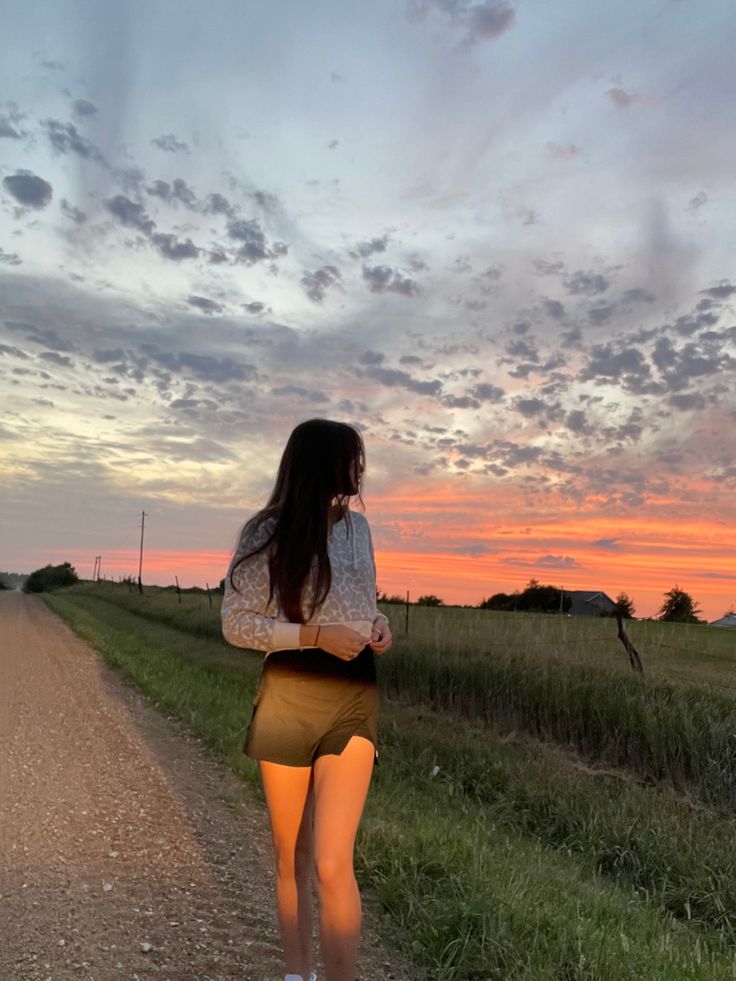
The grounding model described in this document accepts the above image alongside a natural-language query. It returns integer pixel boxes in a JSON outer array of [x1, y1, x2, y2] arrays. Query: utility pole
[[138, 510, 147, 594]]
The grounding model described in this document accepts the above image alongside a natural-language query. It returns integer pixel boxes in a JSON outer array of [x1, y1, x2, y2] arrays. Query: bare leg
[[259, 761, 315, 978], [312, 735, 375, 981]]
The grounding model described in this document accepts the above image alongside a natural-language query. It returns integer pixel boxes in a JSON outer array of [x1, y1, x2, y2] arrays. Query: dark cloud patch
[[271, 384, 329, 403], [251, 190, 281, 212], [536, 554, 579, 568], [37, 351, 73, 367], [607, 87, 638, 109], [0, 248, 22, 265], [593, 538, 620, 550], [588, 303, 615, 325], [145, 178, 197, 208], [515, 397, 547, 417], [565, 409, 593, 435], [226, 217, 287, 265], [42, 118, 107, 164], [152, 133, 190, 153], [564, 270, 609, 296], [669, 392, 706, 410], [150, 232, 200, 260], [0, 343, 29, 359], [60, 198, 87, 223], [364, 365, 442, 396], [466, 2, 516, 43], [72, 99, 97, 119], [301, 265, 342, 303], [105, 194, 156, 235], [202, 192, 236, 218], [408, 0, 516, 46], [3, 171, 53, 209], [358, 350, 384, 365], [140, 345, 257, 384], [700, 281, 735, 299], [579, 344, 652, 392], [621, 288, 656, 304], [349, 235, 390, 259], [243, 301, 265, 314], [687, 191, 708, 213], [543, 299, 565, 319], [471, 383, 504, 401], [443, 395, 479, 409], [362, 265, 419, 297], [533, 257, 565, 276], [6, 323, 75, 353], [399, 355, 423, 366], [187, 295, 223, 315], [506, 338, 538, 361]]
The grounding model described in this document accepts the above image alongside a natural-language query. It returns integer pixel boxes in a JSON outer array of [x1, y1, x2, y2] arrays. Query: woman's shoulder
[[238, 509, 277, 552]]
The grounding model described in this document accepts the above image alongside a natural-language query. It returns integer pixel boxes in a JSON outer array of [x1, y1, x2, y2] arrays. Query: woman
[[221, 418, 392, 981]]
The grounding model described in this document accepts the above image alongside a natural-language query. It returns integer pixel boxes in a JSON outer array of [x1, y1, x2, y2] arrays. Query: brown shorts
[[243, 645, 379, 768]]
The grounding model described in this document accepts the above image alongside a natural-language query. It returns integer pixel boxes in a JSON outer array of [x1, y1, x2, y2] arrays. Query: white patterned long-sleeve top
[[221, 509, 388, 655]]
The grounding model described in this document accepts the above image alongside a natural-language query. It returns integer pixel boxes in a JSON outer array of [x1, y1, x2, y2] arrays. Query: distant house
[[561, 590, 617, 617], [710, 613, 736, 628]]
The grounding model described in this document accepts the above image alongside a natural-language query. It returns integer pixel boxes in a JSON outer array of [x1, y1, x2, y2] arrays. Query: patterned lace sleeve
[[220, 519, 301, 652], [366, 518, 389, 624]]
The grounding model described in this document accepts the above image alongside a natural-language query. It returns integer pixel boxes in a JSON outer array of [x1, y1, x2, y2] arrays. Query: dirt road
[[0, 592, 406, 981]]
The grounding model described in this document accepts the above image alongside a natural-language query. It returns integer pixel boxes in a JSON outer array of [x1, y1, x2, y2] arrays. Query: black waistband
[[265, 644, 376, 682]]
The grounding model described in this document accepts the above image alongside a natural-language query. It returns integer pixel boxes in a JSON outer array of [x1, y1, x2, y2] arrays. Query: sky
[[1, 0, 735, 621]]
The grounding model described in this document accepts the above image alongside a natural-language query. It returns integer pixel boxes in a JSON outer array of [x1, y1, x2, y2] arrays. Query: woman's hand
[[370, 617, 392, 656], [317, 624, 368, 661]]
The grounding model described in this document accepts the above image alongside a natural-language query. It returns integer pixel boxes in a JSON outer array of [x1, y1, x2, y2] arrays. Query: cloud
[[408, 0, 516, 46], [349, 234, 390, 259], [42, 118, 107, 163], [72, 99, 98, 119], [536, 554, 580, 568], [201, 192, 236, 217], [364, 365, 442, 396], [700, 281, 735, 299], [60, 198, 87, 223], [2, 171, 53, 208], [271, 384, 329, 403], [606, 87, 638, 109], [226, 217, 288, 264], [105, 194, 156, 234], [145, 178, 197, 207], [0, 248, 22, 265], [564, 270, 609, 296], [187, 295, 224, 314], [362, 265, 419, 296], [301, 265, 342, 303], [152, 133, 190, 153]]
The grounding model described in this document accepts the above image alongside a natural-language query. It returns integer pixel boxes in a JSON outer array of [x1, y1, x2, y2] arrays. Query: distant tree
[[657, 585, 702, 623], [0, 579, 8, 590], [378, 590, 406, 604], [516, 580, 570, 614], [614, 591, 636, 619], [417, 594, 444, 607], [24, 562, 79, 593], [479, 592, 516, 611]]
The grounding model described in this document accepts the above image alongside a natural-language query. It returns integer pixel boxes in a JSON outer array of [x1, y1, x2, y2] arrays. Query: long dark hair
[[229, 419, 366, 622]]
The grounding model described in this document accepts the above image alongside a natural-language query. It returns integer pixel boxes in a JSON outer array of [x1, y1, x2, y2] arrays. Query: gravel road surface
[[0, 591, 408, 981]]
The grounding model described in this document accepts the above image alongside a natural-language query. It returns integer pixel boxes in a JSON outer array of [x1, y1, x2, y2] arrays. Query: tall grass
[[43, 590, 736, 979]]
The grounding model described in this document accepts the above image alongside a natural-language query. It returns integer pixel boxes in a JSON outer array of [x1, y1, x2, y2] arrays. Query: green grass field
[[43, 583, 736, 980]]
